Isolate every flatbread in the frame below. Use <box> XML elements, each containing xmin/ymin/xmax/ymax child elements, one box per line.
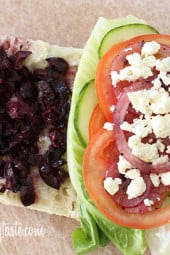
<box><xmin>0</xmin><ymin>35</ymin><xmax>82</xmax><ymax>219</ymax></box>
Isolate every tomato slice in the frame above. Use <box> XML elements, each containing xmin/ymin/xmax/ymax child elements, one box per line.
<box><xmin>83</xmin><ymin>128</ymin><xmax>170</xmax><ymax>229</ymax></box>
<box><xmin>89</xmin><ymin>104</ymin><xmax>106</xmax><ymax>139</ymax></box>
<box><xmin>96</xmin><ymin>34</ymin><xmax>170</xmax><ymax>121</ymax></box>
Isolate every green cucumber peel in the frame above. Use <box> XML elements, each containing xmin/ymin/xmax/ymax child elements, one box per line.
<box><xmin>74</xmin><ymin>79</ymin><xmax>97</xmax><ymax>147</ymax></box>
<box><xmin>98</xmin><ymin>23</ymin><xmax>159</xmax><ymax>58</ymax></box>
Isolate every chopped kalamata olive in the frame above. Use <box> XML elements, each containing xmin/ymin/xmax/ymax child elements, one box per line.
<box><xmin>6</xmin><ymin>99</ymin><xmax>19</xmax><ymax>119</ymax></box>
<box><xmin>0</xmin><ymin>43</ymin><xmax>76</xmax><ymax>206</ymax></box>
<box><xmin>11</xmin><ymin>159</ymin><xmax>28</xmax><ymax>178</ymax></box>
<box><xmin>49</xmin><ymin>128</ymin><xmax>66</xmax><ymax>149</ymax></box>
<box><xmin>45</xmin><ymin>146</ymin><xmax>65</xmax><ymax>165</ymax></box>
<box><xmin>39</xmin><ymin>166</ymin><xmax>68</xmax><ymax>189</ymax></box>
<box><xmin>46</xmin><ymin>57</ymin><xmax>69</xmax><ymax>75</ymax></box>
<box><xmin>20</xmin><ymin>81</ymin><xmax>38</xmax><ymax>99</ymax></box>
<box><xmin>19</xmin><ymin>177</ymin><xmax>35</xmax><ymax>206</ymax></box>
<box><xmin>0</xmin><ymin>159</ymin><xmax>5</xmax><ymax>176</ymax></box>
<box><xmin>50</xmin><ymin>79</ymin><xmax>71</xmax><ymax>99</ymax></box>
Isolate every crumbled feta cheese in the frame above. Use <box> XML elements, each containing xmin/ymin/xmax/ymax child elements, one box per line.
<box><xmin>104</xmin><ymin>177</ymin><xmax>122</xmax><ymax>195</ymax></box>
<box><xmin>149</xmin><ymin>90</ymin><xmax>170</xmax><ymax>115</ymax></box>
<box><xmin>120</xmin><ymin>118</ymin><xmax>152</xmax><ymax>138</ymax></box>
<box><xmin>103</xmin><ymin>122</ymin><xmax>114</xmax><ymax>131</ymax></box>
<box><xmin>142</xmin><ymin>55</ymin><xmax>157</xmax><ymax>67</ymax></box>
<box><xmin>144</xmin><ymin>198</ymin><xmax>154</xmax><ymax>207</ymax></box>
<box><xmin>153</xmin><ymin>155</ymin><xmax>169</xmax><ymax>165</ymax></box>
<box><xmin>150</xmin><ymin>173</ymin><xmax>160</xmax><ymax>187</ymax></box>
<box><xmin>141</xmin><ymin>41</ymin><xmax>160</xmax><ymax>56</ymax></box>
<box><xmin>126</xmin><ymin>177</ymin><xmax>146</xmax><ymax>199</ymax></box>
<box><xmin>126</xmin><ymin>52</ymin><xmax>142</xmax><ymax>66</ymax></box>
<box><xmin>120</xmin><ymin>65</ymin><xmax>152</xmax><ymax>82</ymax></box>
<box><xmin>152</xmin><ymin>114</ymin><xmax>170</xmax><ymax>138</ymax></box>
<box><xmin>124</xmin><ymin>169</ymin><xmax>141</xmax><ymax>179</ymax></box>
<box><xmin>117</xmin><ymin>156</ymin><xmax>141</xmax><ymax>179</ymax></box>
<box><xmin>110</xmin><ymin>51</ymin><xmax>154</xmax><ymax>86</ymax></box>
<box><xmin>128</xmin><ymin>135</ymin><xmax>159</xmax><ymax>162</ymax></box>
<box><xmin>156</xmin><ymin>57</ymin><xmax>170</xmax><ymax>72</ymax></box>
<box><xmin>128</xmin><ymin>89</ymin><xmax>170</xmax><ymax>115</ymax></box>
<box><xmin>158</xmin><ymin>71</ymin><xmax>170</xmax><ymax>86</ymax></box>
<box><xmin>166</xmin><ymin>145</ymin><xmax>170</xmax><ymax>154</ymax></box>
<box><xmin>117</xmin><ymin>155</ymin><xmax>133</xmax><ymax>174</ymax></box>
<box><xmin>156</xmin><ymin>140</ymin><xmax>165</xmax><ymax>153</ymax></box>
<box><xmin>159</xmin><ymin>172</ymin><xmax>170</xmax><ymax>186</ymax></box>
<box><xmin>152</xmin><ymin>77</ymin><xmax>162</xmax><ymax>90</ymax></box>
<box><xmin>110</xmin><ymin>70</ymin><xmax>120</xmax><ymax>87</ymax></box>
<box><xmin>127</xmin><ymin>90</ymin><xmax>151</xmax><ymax>115</ymax></box>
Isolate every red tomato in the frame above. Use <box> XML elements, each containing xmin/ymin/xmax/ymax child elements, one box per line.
<box><xmin>96</xmin><ymin>34</ymin><xmax>170</xmax><ymax>121</ymax></box>
<box><xmin>89</xmin><ymin>104</ymin><xmax>106</xmax><ymax>139</ymax></box>
<box><xmin>83</xmin><ymin>128</ymin><xmax>170</xmax><ymax>229</ymax></box>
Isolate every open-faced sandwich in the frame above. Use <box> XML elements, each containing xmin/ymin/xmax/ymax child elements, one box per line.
<box><xmin>0</xmin><ymin>35</ymin><xmax>82</xmax><ymax>218</ymax></box>
<box><xmin>67</xmin><ymin>15</ymin><xmax>170</xmax><ymax>255</ymax></box>
<box><xmin>1</xmin><ymin>15</ymin><xmax>170</xmax><ymax>255</ymax></box>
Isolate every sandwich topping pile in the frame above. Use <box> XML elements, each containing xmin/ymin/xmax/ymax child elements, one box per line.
<box><xmin>84</xmin><ymin>35</ymin><xmax>170</xmax><ymax>229</ymax></box>
<box><xmin>103</xmin><ymin>40</ymin><xmax>170</xmax><ymax>212</ymax></box>
<box><xmin>67</xmin><ymin>15</ymin><xmax>170</xmax><ymax>255</ymax></box>
<box><xmin>0</xmin><ymin>36</ymin><xmax>79</xmax><ymax>208</ymax></box>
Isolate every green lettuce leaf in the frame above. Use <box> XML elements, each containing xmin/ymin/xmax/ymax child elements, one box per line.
<box><xmin>72</xmin><ymin>201</ymin><xmax>109</xmax><ymax>255</ymax></box>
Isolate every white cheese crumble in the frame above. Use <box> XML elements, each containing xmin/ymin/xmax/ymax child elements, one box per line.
<box><xmin>124</xmin><ymin>169</ymin><xmax>141</xmax><ymax>180</ymax></box>
<box><xmin>104</xmin><ymin>177</ymin><xmax>122</xmax><ymax>195</ymax></box>
<box><xmin>119</xmin><ymin>62</ymin><xmax>152</xmax><ymax>82</ymax></box>
<box><xmin>166</xmin><ymin>145</ymin><xmax>170</xmax><ymax>154</ymax></box>
<box><xmin>120</xmin><ymin>117</ymin><xmax>152</xmax><ymax>138</ymax></box>
<box><xmin>157</xmin><ymin>71</ymin><xmax>170</xmax><ymax>86</ymax></box>
<box><xmin>117</xmin><ymin>155</ymin><xmax>140</xmax><ymax>179</ymax></box>
<box><xmin>103</xmin><ymin>122</ymin><xmax>114</xmax><ymax>131</ymax></box>
<box><xmin>152</xmin><ymin>114</ymin><xmax>170</xmax><ymax>138</ymax></box>
<box><xmin>128</xmin><ymin>135</ymin><xmax>159</xmax><ymax>163</ymax></box>
<box><xmin>141</xmin><ymin>41</ymin><xmax>160</xmax><ymax>56</ymax></box>
<box><xmin>153</xmin><ymin>155</ymin><xmax>169</xmax><ymax>165</ymax></box>
<box><xmin>156</xmin><ymin>57</ymin><xmax>170</xmax><ymax>72</ymax></box>
<box><xmin>144</xmin><ymin>198</ymin><xmax>154</xmax><ymax>207</ymax></box>
<box><xmin>150</xmin><ymin>173</ymin><xmax>160</xmax><ymax>187</ymax></box>
<box><xmin>110</xmin><ymin>51</ymin><xmax>155</xmax><ymax>86</ymax></box>
<box><xmin>127</xmin><ymin>89</ymin><xmax>170</xmax><ymax>115</ymax></box>
<box><xmin>150</xmin><ymin>172</ymin><xmax>170</xmax><ymax>187</ymax></box>
<box><xmin>117</xmin><ymin>155</ymin><xmax>133</xmax><ymax>174</ymax></box>
<box><xmin>110</xmin><ymin>71</ymin><xmax>120</xmax><ymax>86</ymax></box>
<box><xmin>126</xmin><ymin>177</ymin><xmax>146</xmax><ymax>199</ymax></box>
<box><xmin>159</xmin><ymin>172</ymin><xmax>170</xmax><ymax>186</ymax></box>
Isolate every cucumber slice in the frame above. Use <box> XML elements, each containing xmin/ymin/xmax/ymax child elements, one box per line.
<box><xmin>98</xmin><ymin>23</ymin><xmax>159</xmax><ymax>58</ymax></box>
<box><xmin>74</xmin><ymin>79</ymin><xmax>97</xmax><ymax>147</ymax></box>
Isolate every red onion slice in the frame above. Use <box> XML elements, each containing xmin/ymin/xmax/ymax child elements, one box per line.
<box><xmin>113</xmin><ymin>175</ymin><xmax>152</xmax><ymax>208</ymax></box>
<box><xmin>113</xmin><ymin>81</ymin><xmax>170</xmax><ymax>174</ymax></box>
